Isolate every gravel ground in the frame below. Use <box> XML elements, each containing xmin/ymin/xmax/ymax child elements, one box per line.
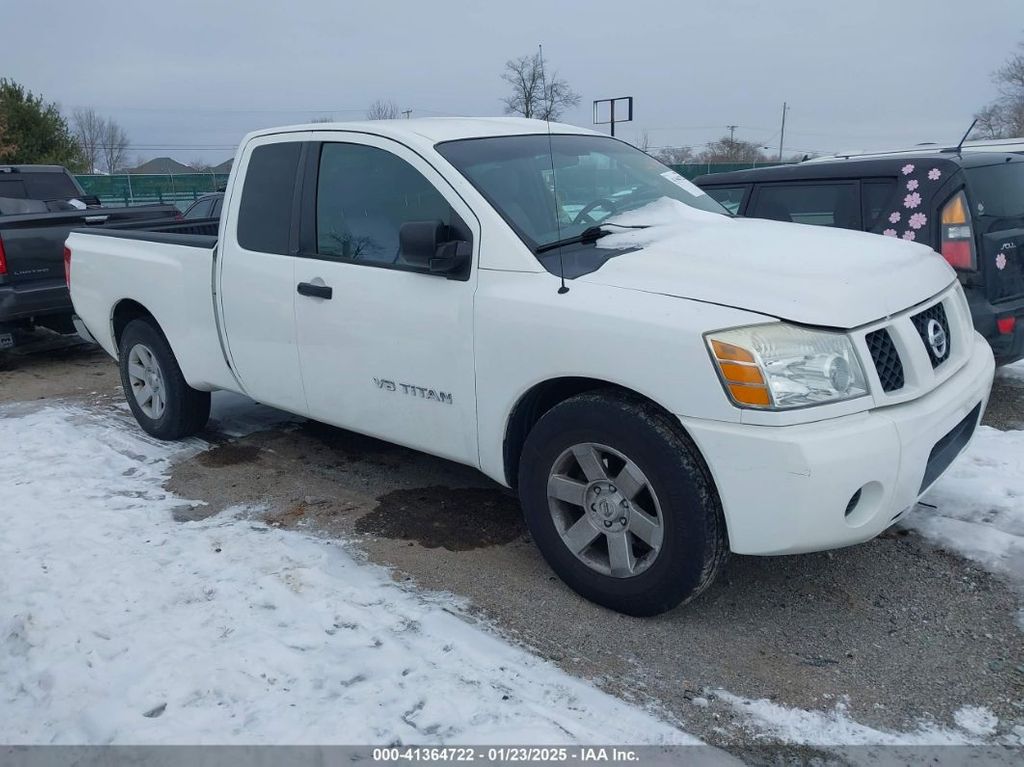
<box><xmin>3</xmin><ymin>332</ymin><xmax>1023</xmax><ymax>749</ymax></box>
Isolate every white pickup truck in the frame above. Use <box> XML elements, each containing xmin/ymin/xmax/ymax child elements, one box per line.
<box><xmin>68</xmin><ymin>118</ymin><xmax>995</xmax><ymax>615</ymax></box>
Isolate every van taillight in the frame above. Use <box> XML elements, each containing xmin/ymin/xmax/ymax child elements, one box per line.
<box><xmin>63</xmin><ymin>246</ymin><xmax>71</xmax><ymax>287</ymax></box>
<box><xmin>0</xmin><ymin>236</ymin><xmax>7</xmax><ymax>276</ymax></box>
<box><xmin>940</xmin><ymin>190</ymin><xmax>976</xmax><ymax>270</ymax></box>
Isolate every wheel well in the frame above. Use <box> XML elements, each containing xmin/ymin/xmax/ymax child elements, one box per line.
<box><xmin>502</xmin><ymin>377</ymin><xmax>678</xmax><ymax>489</ymax></box>
<box><xmin>112</xmin><ymin>300</ymin><xmax>157</xmax><ymax>350</ymax></box>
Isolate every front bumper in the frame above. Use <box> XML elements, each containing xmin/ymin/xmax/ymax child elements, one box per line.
<box><xmin>681</xmin><ymin>333</ymin><xmax>995</xmax><ymax>555</ymax></box>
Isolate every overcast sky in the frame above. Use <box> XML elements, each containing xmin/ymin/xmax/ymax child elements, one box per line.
<box><xmin>3</xmin><ymin>0</ymin><xmax>1020</xmax><ymax>166</ymax></box>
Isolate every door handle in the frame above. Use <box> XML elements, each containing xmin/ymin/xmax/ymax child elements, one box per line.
<box><xmin>297</xmin><ymin>281</ymin><xmax>333</xmax><ymax>299</ymax></box>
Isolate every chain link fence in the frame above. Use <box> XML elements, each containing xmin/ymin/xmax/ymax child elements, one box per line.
<box><xmin>75</xmin><ymin>173</ymin><xmax>230</xmax><ymax>210</ymax></box>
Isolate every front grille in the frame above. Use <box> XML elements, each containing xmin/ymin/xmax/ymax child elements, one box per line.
<box><xmin>866</xmin><ymin>328</ymin><xmax>904</xmax><ymax>392</ymax></box>
<box><xmin>911</xmin><ymin>302</ymin><xmax>951</xmax><ymax>368</ymax></box>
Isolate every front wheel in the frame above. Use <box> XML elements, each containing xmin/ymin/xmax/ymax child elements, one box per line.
<box><xmin>118</xmin><ymin>319</ymin><xmax>210</xmax><ymax>440</ymax></box>
<box><xmin>518</xmin><ymin>390</ymin><xmax>728</xmax><ymax>616</ymax></box>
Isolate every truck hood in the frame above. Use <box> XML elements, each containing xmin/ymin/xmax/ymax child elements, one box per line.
<box><xmin>579</xmin><ymin>199</ymin><xmax>955</xmax><ymax>329</ymax></box>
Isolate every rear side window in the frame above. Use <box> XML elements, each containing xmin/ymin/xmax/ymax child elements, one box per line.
<box><xmin>750</xmin><ymin>182</ymin><xmax>860</xmax><ymax>229</ymax></box>
<box><xmin>703</xmin><ymin>186</ymin><xmax>747</xmax><ymax>215</ymax></box>
<box><xmin>861</xmin><ymin>179</ymin><xmax>897</xmax><ymax>230</ymax></box>
<box><xmin>237</xmin><ymin>142</ymin><xmax>302</xmax><ymax>255</ymax></box>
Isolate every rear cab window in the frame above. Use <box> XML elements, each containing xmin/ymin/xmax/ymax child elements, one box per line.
<box><xmin>0</xmin><ymin>170</ymin><xmax>80</xmax><ymax>206</ymax></box>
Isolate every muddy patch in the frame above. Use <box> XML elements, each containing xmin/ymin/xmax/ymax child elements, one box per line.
<box><xmin>299</xmin><ymin>421</ymin><xmax>404</xmax><ymax>464</ymax></box>
<box><xmin>196</xmin><ymin>443</ymin><xmax>262</xmax><ymax>468</ymax></box>
<box><xmin>356</xmin><ymin>486</ymin><xmax>526</xmax><ymax>550</ymax></box>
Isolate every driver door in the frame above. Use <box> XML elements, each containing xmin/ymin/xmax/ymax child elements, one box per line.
<box><xmin>292</xmin><ymin>134</ymin><xmax>481</xmax><ymax>466</ymax></box>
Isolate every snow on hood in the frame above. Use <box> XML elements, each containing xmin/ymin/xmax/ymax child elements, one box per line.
<box><xmin>584</xmin><ymin>198</ymin><xmax>955</xmax><ymax>329</ymax></box>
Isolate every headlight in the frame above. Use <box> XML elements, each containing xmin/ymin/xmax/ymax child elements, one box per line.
<box><xmin>706</xmin><ymin>323</ymin><xmax>869</xmax><ymax>410</ymax></box>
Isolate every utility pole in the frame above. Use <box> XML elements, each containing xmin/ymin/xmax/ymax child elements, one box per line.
<box><xmin>726</xmin><ymin>124</ymin><xmax>738</xmax><ymax>142</ymax></box>
<box><xmin>401</xmin><ymin>109</ymin><xmax>412</xmax><ymax>119</ymax></box>
<box><xmin>778</xmin><ymin>102</ymin><xmax>789</xmax><ymax>161</ymax></box>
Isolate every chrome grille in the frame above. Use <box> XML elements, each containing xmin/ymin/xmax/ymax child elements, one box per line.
<box><xmin>911</xmin><ymin>302</ymin><xmax>951</xmax><ymax>368</ymax></box>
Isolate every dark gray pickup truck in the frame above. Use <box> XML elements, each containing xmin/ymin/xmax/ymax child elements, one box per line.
<box><xmin>0</xmin><ymin>165</ymin><xmax>182</xmax><ymax>350</ymax></box>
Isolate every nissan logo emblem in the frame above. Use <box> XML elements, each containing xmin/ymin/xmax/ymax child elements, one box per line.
<box><xmin>926</xmin><ymin>318</ymin><xmax>948</xmax><ymax>359</ymax></box>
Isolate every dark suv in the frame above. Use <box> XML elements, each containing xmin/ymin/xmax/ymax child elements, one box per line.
<box><xmin>695</xmin><ymin>152</ymin><xmax>1024</xmax><ymax>364</ymax></box>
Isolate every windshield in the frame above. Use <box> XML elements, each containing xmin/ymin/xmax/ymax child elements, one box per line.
<box><xmin>965</xmin><ymin>160</ymin><xmax>1024</xmax><ymax>221</ymax></box>
<box><xmin>436</xmin><ymin>134</ymin><xmax>729</xmax><ymax>258</ymax></box>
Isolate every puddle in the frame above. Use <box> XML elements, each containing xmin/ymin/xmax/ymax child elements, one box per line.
<box><xmin>356</xmin><ymin>486</ymin><xmax>525</xmax><ymax>550</ymax></box>
<box><xmin>195</xmin><ymin>443</ymin><xmax>262</xmax><ymax>468</ymax></box>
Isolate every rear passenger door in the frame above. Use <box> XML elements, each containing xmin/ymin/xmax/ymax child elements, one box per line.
<box><xmin>291</xmin><ymin>134</ymin><xmax>481</xmax><ymax>466</ymax></box>
<box><xmin>217</xmin><ymin>134</ymin><xmax>310</xmax><ymax>415</ymax></box>
<box><xmin>748</xmin><ymin>181</ymin><xmax>861</xmax><ymax>229</ymax></box>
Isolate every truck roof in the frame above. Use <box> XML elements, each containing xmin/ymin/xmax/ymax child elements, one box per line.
<box><xmin>694</xmin><ymin>151</ymin><xmax>1023</xmax><ymax>186</ymax></box>
<box><xmin>242</xmin><ymin>116</ymin><xmax>600</xmax><ymax>146</ymax></box>
<box><xmin>0</xmin><ymin>165</ymin><xmax>72</xmax><ymax>174</ymax></box>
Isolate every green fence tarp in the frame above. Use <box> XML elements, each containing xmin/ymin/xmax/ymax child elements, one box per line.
<box><xmin>669</xmin><ymin>161</ymin><xmax>787</xmax><ymax>179</ymax></box>
<box><xmin>75</xmin><ymin>173</ymin><xmax>230</xmax><ymax>207</ymax></box>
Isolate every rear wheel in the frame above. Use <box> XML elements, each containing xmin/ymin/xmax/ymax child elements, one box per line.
<box><xmin>118</xmin><ymin>319</ymin><xmax>210</xmax><ymax>440</ymax></box>
<box><xmin>518</xmin><ymin>390</ymin><xmax>727</xmax><ymax>616</ymax></box>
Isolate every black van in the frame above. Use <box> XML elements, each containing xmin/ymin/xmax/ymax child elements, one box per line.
<box><xmin>694</xmin><ymin>152</ymin><xmax>1024</xmax><ymax>364</ymax></box>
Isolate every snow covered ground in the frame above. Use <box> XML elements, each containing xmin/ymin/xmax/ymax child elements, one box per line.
<box><xmin>905</xmin><ymin>426</ymin><xmax>1024</xmax><ymax>590</ymax></box>
<box><xmin>0</xmin><ymin>402</ymin><xmax>695</xmax><ymax>745</ymax></box>
<box><xmin>2</xmin><ymin>387</ymin><xmax>1021</xmax><ymax>748</ymax></box>
<box><xmin>719</xmin><ymin>692</ymin><xmax>1013</xmax><ymax>747</ymax></box>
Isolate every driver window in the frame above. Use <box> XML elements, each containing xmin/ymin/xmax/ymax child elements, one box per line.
<box><xmin>316</xmin><ymin>143</ymin><xmax>458</xmax><ymax>267</ymax></box>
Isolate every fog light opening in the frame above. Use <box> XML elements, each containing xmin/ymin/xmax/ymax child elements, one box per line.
<box><xmin>844</xmin><ymin>488</ymin><xmax>863</xmax><ymax>519</ymax></box>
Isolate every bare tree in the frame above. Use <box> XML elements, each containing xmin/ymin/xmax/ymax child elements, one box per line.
<box><xmin>501</xmin><ymin>51</ymin><xmax>580</xmax><ymax>121</ymax></box>
<box><xmin>653</xmin><ymin>146</ymin><xmax>694</xmax><ymax>165</ymax></box>
<box><xmin>697</xmin><ymin>136</ymin><xmax>768</xmax><ymax>163</ymax></box>
<box><xmin>189</xmin><ymin>157</ymin><xmax>212</xmax><ymax>172</ymax></box>
<box><xmin>635</xmin><ymin>130</ymin><xmax>651</xmax><ymax>152</ymax></box>
<box><xmin>972</xmin><ymin>39</ymin><xmax>1024</xmax><ymax>139</ymax></box>
<box><xmin>100</xmin><ymin>119</ymin><xmax>130</xmax><ymax>174</ymax></box>
<box><xmin>366</xmin><ymin>99</ymin><xmax>400</xmax><ymax>120</ymax></box>
<box><xmin>72</xmin><ymin>108</ymin><xmax>105</xmax><ymax>172</ymax></box>
<box><xmin>309</xmin><ymin>115</ymin><xmax>334</xmax><ymax>123</ymax></box>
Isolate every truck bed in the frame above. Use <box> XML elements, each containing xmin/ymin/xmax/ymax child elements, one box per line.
<box><xmin>1</xmin><ymin>204</ymin><xmax>185</xmax><ymax>336</ymax></box>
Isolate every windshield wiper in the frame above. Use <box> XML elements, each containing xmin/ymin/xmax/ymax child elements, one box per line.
<box><xmin>535</xmin><ymin>223</ymin><xmax>648</xmax><ymax>254</ymax></box>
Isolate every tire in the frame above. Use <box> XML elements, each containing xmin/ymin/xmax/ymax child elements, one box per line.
<box><xmin>518</xmin><ymin>390</ymin><xmax>727</xmax><ymax>616</ymax></box>
<box><xmin>118</xmin><ymin>318</ymin><xmax>210</xmax><ymax>440</ymax></box>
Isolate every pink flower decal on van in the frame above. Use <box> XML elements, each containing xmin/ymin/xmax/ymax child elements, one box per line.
<box><xmin>908</xmin><ymin>212</ymin><xmax>927</xmax><ymax>229</ymax></box>
<box><xmin>888</xmin><ymin>211</ymin><xmax>901</xmax><ymax>224</ymax></box>
<box><xmin>901</xmin><ymin>230</ymin><xmax>916</xmax><ymax>241</ymax></box>
<box><xmin>907</xmin><ymin>179</ymin><xmax>919</xmax><ymax>191</ymax></box>
<box><xmin>996</xmin><ymin>253</ymin><xmax>1007</xmax><ymax>270</ymax></box>
<box><xmin>883</xmin><ymin>228</ymin><xmax>897</xmax><ymax>237</ymax></box>
<box><xmin>927</xmin><ymin>168</ymin><xmax>941</xmax><ymax>181</ymax></box>
<box><xmin>904</xmin><ymin>192</ymin><xmax>921</xmax><ymax>209</ymax></box>
<box><xmin>901</xmin><ymin>164</ymin><xmax>915</xmax><ymax>175</ymax></box>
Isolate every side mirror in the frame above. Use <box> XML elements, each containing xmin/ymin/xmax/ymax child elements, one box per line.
<box><xmin>399</xmin><ymin>220</ymin><xmax>444</xmax><ymax>268</ymax></box>
<box><xmin>399</xmin><ymin>220</ymin><xmax>471</xmax><ymax>279</ymax></box>
<box><xmin>430</xmin><ymin>240</ymin><xmax>471</xmax><ymax>277</ymax></box>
